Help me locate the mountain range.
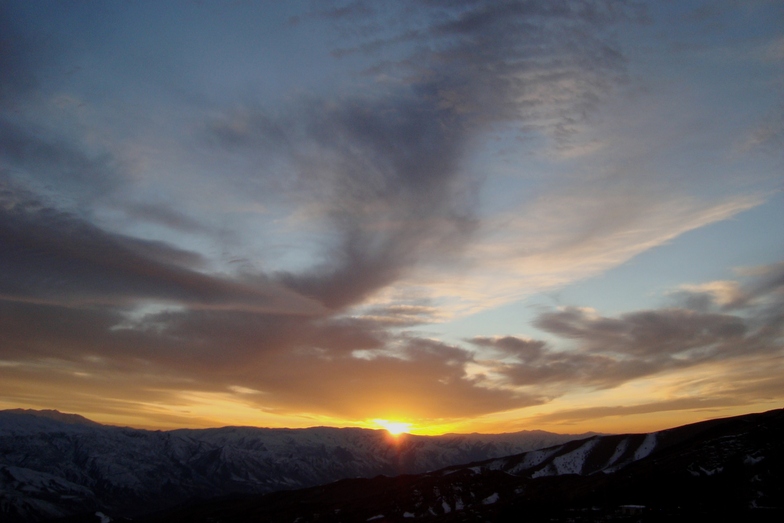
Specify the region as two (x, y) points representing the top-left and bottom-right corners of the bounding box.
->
(0, 409), (589, 521)
(142, 407), (784, 522)
(2, 408), (782, 522)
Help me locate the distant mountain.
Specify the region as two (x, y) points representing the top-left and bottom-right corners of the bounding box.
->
(139, 408), (784, 523)
(0, 409), (589, 522)
(0, 409), (100, 428)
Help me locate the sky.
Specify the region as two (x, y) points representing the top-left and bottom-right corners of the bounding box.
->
(1, 0), (782, 436)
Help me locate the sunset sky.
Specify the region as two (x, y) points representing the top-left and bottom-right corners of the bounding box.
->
(1, 0), (782, 435)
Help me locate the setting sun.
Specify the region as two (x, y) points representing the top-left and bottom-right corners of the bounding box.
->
(373, 419), (412, 436)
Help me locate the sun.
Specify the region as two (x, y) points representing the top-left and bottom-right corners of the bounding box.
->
(373, 419), (412, 436)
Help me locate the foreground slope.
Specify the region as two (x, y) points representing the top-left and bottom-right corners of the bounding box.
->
(0, 409), (587, 521)
(141, 408), (784, 523)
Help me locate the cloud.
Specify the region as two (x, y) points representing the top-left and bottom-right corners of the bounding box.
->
(211, 93), (478, 310)
(0, 185), (324, 315)
(0, 296), (540, 423)
(237, 337), (539, 420)
(204, 0), (638, 311)
(355, 303), (444, 327)
(121, 203), (212, 235)
(0, 119), (126, 205)
(534, 307), (749, 357)
(0, 179), (539, 423)
(464, 263), (784, 398)
(474, 337), (656, 392)
(470, 336), (546, 362)
(409, 192), (763, 315)
(2, 0), (781, 431)
(522, 352), (784, 428)
(1, 180), (780, 425)
(675, 261), (784, 311)
(522, 397), (745, 426)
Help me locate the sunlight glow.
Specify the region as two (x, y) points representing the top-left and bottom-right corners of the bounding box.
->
(373, 419), (412, 435)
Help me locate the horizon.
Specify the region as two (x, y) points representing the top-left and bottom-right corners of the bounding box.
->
(4, 405), (778, 438)
(1, 1), (783, 437)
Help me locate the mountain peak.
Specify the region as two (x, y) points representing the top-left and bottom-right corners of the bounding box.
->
(0, 408), (101, 426)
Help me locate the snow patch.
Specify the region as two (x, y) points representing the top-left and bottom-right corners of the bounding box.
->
(95, 512), (112, 523)
(633, 433), (657, 461)
(745, 454), (764, 465)
(482, 493), (499, 505)
(521, 448), (556, 468)
(603, 438), (629, 469)
(552, 438), (599, 475)
(442, 501), (451, 513)
(403, 512), (415, 518)
(367, 515), (384, 521)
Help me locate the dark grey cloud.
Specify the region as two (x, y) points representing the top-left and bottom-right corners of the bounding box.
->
(732, 263), (784, 310)
(207, 0), (636, 310)
(121, 203), (212, 235)
(325, 0), (635, 127)
(468, 263), (784, 392)
(669, 262), (784, 316)
(0, 185), (321, 314)
(213, 93), (476, 310)
(469, 334), (659, 390)
(0, 186), (532, 420)
(534, 307), (749, 357)
(0, 295), (539, 421)
(0, 119), (125, 205)
(1, 179), (778, 422)
(470, 336), (546, 362)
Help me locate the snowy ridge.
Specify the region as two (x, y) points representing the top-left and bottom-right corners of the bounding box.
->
(449, 430), (666, 481)
(136, 408), (784, 523)
(7, 407), (773, 522)
(0, 409), (587, 521)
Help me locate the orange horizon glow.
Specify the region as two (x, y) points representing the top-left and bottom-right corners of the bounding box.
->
(372, 419), (413, 435)
(4, 394), (782, 437)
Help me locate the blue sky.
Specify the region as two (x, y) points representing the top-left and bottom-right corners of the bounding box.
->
(1, 0), (782, 434)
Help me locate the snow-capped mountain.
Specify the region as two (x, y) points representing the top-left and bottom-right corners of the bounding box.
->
(0, 409), (589, 521)
(141, 408), (784, 522)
